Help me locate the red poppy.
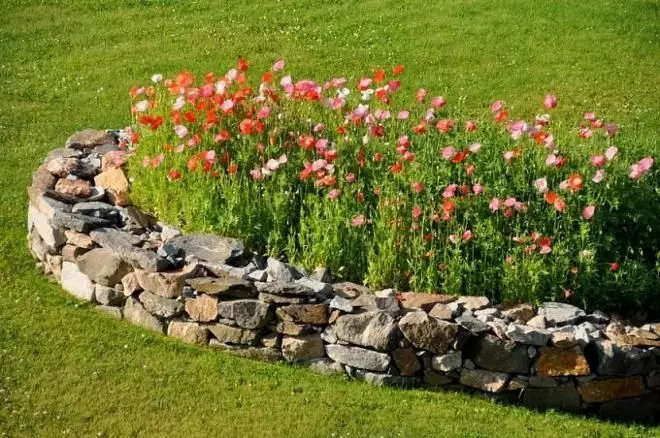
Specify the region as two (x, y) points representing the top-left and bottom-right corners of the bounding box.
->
(373, 69), (386, 83)
(237, 57), (249, 72)
(436, 119), (455, 134)
(261, 71), (273, 83)
(187, 157), (198, 172)
(391, 162), (403, 174)
(298, 135), (315, 150)
(167, 169), (182, 181)
(451, 150), (470, 164)
(392, 64), (405, 75)
(495, 110), (509, 123)
(412, 121), (427, 134)
(567, 173), (584, 192)
(610, 262), (620, 272)
(227, 163), (238, 175)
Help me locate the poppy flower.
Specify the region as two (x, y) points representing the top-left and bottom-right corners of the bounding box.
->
(167, 169), (182, 181)
(436, 119), (455, 134)
(494, 110), (508, 123)
(431, 96), (446, 108)
(564, 289), (573, 298)
(412, 205), (422, 220)
(298, 135), (315, 150)
(465, 120), (478, 132)
(272, 59), (285, 72)
(534, 177), (548, 193)
(610, 262), (620, 272)
(392, 64), (405, 75)
(490, 100), (504, 113)
(412, 182), (424, 193)
(441, 146), (456, 160)
(327, 189), (341, 200)
(591, 155), (606, 167)
(566, 173), (584, 192)
(351, 214), (366, 227)
(462, 230), (474, 241)
(489, 198), (501, 212)
(605, 146), (618, 161)
(543, 94), (558, 109)
(373, 69), (386, 83)
(579, 127), (593, 139)
(582, 205), (596, 220)
(416, 88), (427, 103)
(397, 110), (410, 120)
(391, 162), (403, 174)
(412, 121), (428, 134)
(592, 170), (606, 183)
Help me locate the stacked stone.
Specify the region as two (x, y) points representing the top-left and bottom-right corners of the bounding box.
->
(27, 130), (660, 422)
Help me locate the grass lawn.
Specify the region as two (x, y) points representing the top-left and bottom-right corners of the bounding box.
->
(0, 0), (658, 436)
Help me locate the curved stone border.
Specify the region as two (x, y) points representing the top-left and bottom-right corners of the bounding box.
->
(27, 129), (660, 422)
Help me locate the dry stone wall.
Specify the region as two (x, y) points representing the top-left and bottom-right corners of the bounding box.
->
(27, 129), (660, 423)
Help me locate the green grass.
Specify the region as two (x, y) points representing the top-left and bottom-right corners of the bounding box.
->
(0, 0), (658, 436)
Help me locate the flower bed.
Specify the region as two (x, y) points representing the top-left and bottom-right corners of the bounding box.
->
(27, 131), (660, 422)
(125, 59), (658, 315)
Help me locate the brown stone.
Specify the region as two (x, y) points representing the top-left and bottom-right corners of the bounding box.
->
(207, 324), (259, 345)
(502, 303), (535, 323)
(46, 254), (63, 280)
(55, 178), (92, 198)
(456, 296), (490, 311)
(551, 331), (577, 349)
(66, 129), (116, 149)
(460, 369), (509, 393)
(392, 348), (421, 376)
(61, 244), (90, 262)
(328, 309), (341, 324)
(64, 230), (95, 249)
(46, 157), (79, 177)
(428, 303), (453, 320)
(331, 282), (370, 298)
(398, 292), (455, 312)
(276, 321), (314, 336)
(536, 347), (591, 377)
(609, 334), (660, 347)
(31, 164), (57, 191)
(121, 271), (142, 296)
(185, 277), (256, 298)
(184, 294), (219, 322)
(167, 321), (208, 345)
(276, 303), (328, 325)
(135, 264), (203, 298)
(94, 168), (130, 206)
(123, 297), (165, 333)
(578, 377), (645, 403)
(281, 334), (325, 363)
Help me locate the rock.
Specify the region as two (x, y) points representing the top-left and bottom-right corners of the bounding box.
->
(350, 294), (400, 314)
(526, 315), (547, 329)
(158, 223), (181, 241)
(308, 358), (344, 375)
(392, 348), (421, 376)
(258, 293), (308, 304)
(46, 157), (79, 177)
(31, 163), (57, 191)
(64, 230), (94, 249)
(28, 204), (66, 249)
(329, 295), (353, 313)
(66, 129), (116, 149)
(209, 342), (282, 361)
(551, 328), (578, 348)
(123, 297), (165, 333)
(487, 320), (508, 340)
(325, 344), (391, 372)
(276, 321), (315, 336)
(455, 313), (490, 334)
(281, 334), (325, 363)
(200, 262), (250, 279)
(121, 271), (142, 296)
(578, 377), (645, 403)
(71, 201), (119, 218)
(28, 229), (50, 262)
(184, 294), (218, 322)
(398, 311), (457, 354)
(332, 282), (370, 299)
(354, 370), (419, 387)
(505, 324), (551, 346)
(529, 376), (557, 387)
(474, 307), (499, 322)
(94, 284), (124, 306)
(76, 248), (132, 286)
(333, 311), (400, 351)
(295, 277), (332, 297)
(54, 178), (92, 198)
(265, 258), (296, 282)
(599, 393), (660, 423)
(185, 277), (256, 298)
(46, 254), (63, 280)
(207, 324), (259, 345)
(473, 334), (531, 374)
(398, 292), (455, 312)
(431, 351), (462, 372)
(51, 211), (114, 233)
(502, 304), (535, 323)
(536, 347), (591, 377)
(94, 168), (130, 206)
(460, 369), (509, 393)
(218, 300), (273, 329)
(90, 228), (169, 272)
(168, 233), (245, 266)
(167, 321), (208, 344)
(261, 333), (280, 349)
(96, 305), (122, 319)
(276, 304), (328, 325)
(138, 291), (184, 318)
(537, 302), (586, 327)
(608, 333), (660, 348)
(506, 378), (528, 391)
(30, 191), (72, 219)
(60, 261), (95, 301)
(428, 303), (453, 320)
(456, 296), (490, 311)
(424, 370), (453, 386)
(585, 340), (655, 376)
(255, 281), (315, 297)
(586, 310), (610, 325)
(247, 269), (267, 282)
(133, 264), (202, 298)
(309, 267), (332, 283)
(522, 386), (581, 411)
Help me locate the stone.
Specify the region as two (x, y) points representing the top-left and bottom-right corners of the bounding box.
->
(456, 296), (490, 311)
(218, 300), (273, 329)
(424, 370), (453, 386)
(295, 277), (332, 296)
(506, 378), (528, 391)
(76, 248), (131, 286)
(185, 277), (256, 298)
(276, 304), (328, 325)
(585, 340), (655, 376)
(46, 254), (63, 280)
(320, 326), (337, 344)
(332, 282), (371, 299)
(309, 267), (332, 283)
(134, 264), (202, 298)
(537, 302), (586, 327)
(54, 178), (92, 198)
(167, 321), (208, 344)
(255, 281), (315, 297)
(64, 230), (94, 249)
(354, 370), (419, 387)
(325, 344), (391, 372)
(431, 351), (462, 372)
(455, 313), (490, 334)
(281, 334), (325, 363)
(536, 347), (591, 377)
(168, 233), (245, 266)
(184, 294), (218, 322)
(94, 168), (130, 206)
(578, 377), (645, 403)
(30, 191), (72, 219)
(428, 303), (453, 320)
(474, 307), (499, 322)
(71, 201), (119, 218)
(209, 342), (282, 361)
(308, 358), (344, 375)
(94, 284), (123, 306)
(586, 310), (610, 325)
(473, 334), (531, 374)
(121, 271), (142, 296)
(488, 320), (508, 340)
(90, 228), (169, 272)
(398, 311), (457, 354)
(46, 157), (79, 177)
(529, 376), (557, 387)
(96, 305), (122, 319)
(138, 291), (184, 318)
(60, 262), (95, 301)
(261, 333), (280, 349)
(31, 164), (57, 191)
(526, 315), (547, 329)
(200, 263), (250, 279)
(247, 269), (267, 282)
(51, 211), (114, 233)
(276, 321), (314, 336)
(599, 393), (660, 423)
(28, 204), (66, 249)
(392, 348), (421, 376)
(522, 386), (581, 411)
(265, 258), (296, 282)
(608, 333), (660, 348)
(28, 229), (50, 261)
(207, 324), (259, 345)
(123, 297), (165, 333)
(551, 328), (578, 348)
(398, 292), (455, 312)
(460, 369), (509, 393)
(505, 324), (551, 346)
(66, 129), (116, 149)
(329, 295), (354, 313)
(333, 311), (399, 351)
(502, 304), (535, 323)
(258, 293), (308, 304)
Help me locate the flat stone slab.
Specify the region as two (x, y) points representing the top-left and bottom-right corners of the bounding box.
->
(90, 228), (169, 272)
(168, 233), (245, 265)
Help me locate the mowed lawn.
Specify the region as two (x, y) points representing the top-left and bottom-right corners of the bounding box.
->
(0, 1), (659, 436)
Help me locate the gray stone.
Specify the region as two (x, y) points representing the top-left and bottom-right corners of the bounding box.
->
(134, 264), (202, 298)
(474, 307), (500, 322)
(354, 370), (419, 387)
(586, 310), (610, 325)
(167, 233), (245, 266)
(526, 315), (547, 329)
(522, 386), (581, 411)
(123, 297), (165, 333)
(473, 334), (531, 374)
(159, 223), (182, 241)
(255, 281), (315, 297)
(61, 261), (95, 301)
(505, 324), (551, 346)
(332, 282), (370, 299)
(424, 370), (453, 386)
(76, 248), (132, 286)
(265, 257), (296, 282)
(502, 304), (535, 323)
(28, 204), (66, 249)
(199, 262), (250, 279)
(28, 229), (50, 262)
(309, 267), (332, 283)
(320, 326), (338, 344)
(281, 334), (325, 363)
(537, 302), (586, 327)
(90, 228), (169, 272)
(529, 376), (558, 387)
(30, 192), (72, 219)
(398, 311), (457, 354)
(51, 211), (114, 233)
(185, 277), (256, 298)
(585, 340), (655, 376)
(94, 284), (124, 306)
(325, 344), (391, 372)
(431, 351), (462, 372)
(138, 291), (184, 318)
(258, 293), (308, 304)
(455, 313), (490, 334)
(308, 358), (344, 375)
(333, 311), (399, 351)
(460, 369), (509, 393)
(247, 269), (267, 282)
(295, 277), (332, 296)
(207, 324), (259, 345)
(456, 296), (490, 311)
(66, 129), (117, 150)
(71, 201), (119, 218)
(218, 300), (273, 329)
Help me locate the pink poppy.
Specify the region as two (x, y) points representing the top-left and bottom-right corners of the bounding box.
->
(592, 170), (606, 183)
(412, 181), (424, 193)
(351, 214), (366, 227)
(462, 230), (474, 241)
(543, 94), (557, 109)
(466, 164), (476, 176)
(272, 59), (285, 72)
(416, 88), (427, 103)
(489, 198), (501, 212)
(220, 99), (234, 113)
(328, 189), (341, 200)
(629, 157), (654, 180)
(605, 146), (618, 161)
(604, 123), (617, 137)
(397, 110), (410, 120)
(584, 112), (596, 121)
(174, 125), (188, 139)
(534, 177), (548, 193)
(441, 146), (456, 160)
(403, 151), (415, 161)
(443, 184), (458, 198)
(431, 96), (446, 108)
(257, 106), (270, 119)
(472, 184), (484, 194)
(582, 205), (596, 220)
(591, 155), (606, 167)
(357, 78), (372, 90)
(579, 127), (593, 139)
(465, 120), (478, 132)
(346, 173), (356, 183)
(315, 139), (328, 151)
(448, 234), (457, 243)
(313, 123), (325, 133)
(504, 197), (516, 208)
(469, 142), (482, 153)
(412, 205), (422, 220)
(490, 100), (504, 113)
